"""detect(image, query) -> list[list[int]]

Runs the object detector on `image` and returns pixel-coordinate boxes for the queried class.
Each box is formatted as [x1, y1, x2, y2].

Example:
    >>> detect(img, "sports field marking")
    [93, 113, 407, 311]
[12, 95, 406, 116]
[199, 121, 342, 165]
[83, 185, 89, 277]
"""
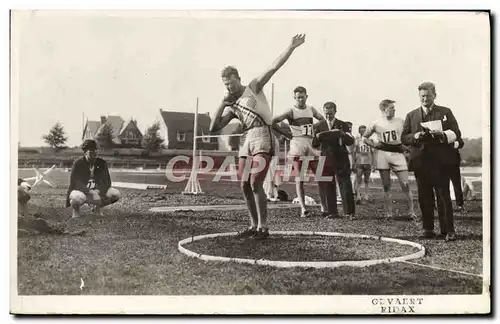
[178, 231, 425, 269]
[150, 203, 320, 213]
[401, 260, 483, 278]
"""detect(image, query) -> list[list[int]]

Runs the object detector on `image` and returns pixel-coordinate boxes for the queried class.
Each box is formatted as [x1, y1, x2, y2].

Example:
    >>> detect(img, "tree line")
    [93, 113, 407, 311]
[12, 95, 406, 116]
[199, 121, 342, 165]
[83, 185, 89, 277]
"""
[40, 122, 166, 153]
[39, 122, 483, 165]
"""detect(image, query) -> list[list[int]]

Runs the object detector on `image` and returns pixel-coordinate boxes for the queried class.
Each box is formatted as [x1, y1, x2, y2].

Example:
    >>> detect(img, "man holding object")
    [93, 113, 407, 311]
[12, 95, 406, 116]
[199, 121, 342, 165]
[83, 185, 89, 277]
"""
[402, 82, 462, 242]
[313, 102, 355, 219]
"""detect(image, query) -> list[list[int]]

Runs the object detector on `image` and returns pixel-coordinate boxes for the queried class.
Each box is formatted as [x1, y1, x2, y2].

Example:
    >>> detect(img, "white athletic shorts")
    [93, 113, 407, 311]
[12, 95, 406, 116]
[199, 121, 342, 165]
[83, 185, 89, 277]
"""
[376, 150, 408, 172]
[239, 126, 275, 157]
[287, 137, 319, 158]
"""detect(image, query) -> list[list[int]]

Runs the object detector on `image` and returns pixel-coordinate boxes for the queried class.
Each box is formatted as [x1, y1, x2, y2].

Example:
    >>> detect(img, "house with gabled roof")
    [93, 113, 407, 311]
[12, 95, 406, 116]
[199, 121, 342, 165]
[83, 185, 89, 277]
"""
[157, 109, 219, 150]
[82, 115, 143, 148]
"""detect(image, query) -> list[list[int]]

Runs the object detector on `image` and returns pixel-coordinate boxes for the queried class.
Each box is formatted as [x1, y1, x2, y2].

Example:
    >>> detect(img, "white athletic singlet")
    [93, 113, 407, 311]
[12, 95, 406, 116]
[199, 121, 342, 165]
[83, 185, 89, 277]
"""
[229, 84, 272, 130]
[365, 117, 404, 145]
[288, 105, 316, 138]
[354, 136, 373, 165]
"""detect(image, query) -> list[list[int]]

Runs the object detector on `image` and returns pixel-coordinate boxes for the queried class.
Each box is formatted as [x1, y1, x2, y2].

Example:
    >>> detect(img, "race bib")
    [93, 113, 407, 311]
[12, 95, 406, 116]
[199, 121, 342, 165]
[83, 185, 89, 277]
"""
[382, 129, 398, 143]
[87, 179, 96, 190]
[300, 124, 313, 136]
[359, 144, 370, 153]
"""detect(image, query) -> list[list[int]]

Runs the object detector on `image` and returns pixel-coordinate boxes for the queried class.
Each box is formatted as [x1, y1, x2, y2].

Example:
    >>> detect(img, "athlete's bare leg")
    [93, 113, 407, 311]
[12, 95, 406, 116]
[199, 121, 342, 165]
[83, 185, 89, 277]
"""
[292, 159, 308, 217]
[355, 167, 363, 201]
[238, 157, 258, 230]
[250, 153, 272, 230]
[363, 168, 371, 200]
[395, 170, 417, 221]
[379, 169, 393, 218]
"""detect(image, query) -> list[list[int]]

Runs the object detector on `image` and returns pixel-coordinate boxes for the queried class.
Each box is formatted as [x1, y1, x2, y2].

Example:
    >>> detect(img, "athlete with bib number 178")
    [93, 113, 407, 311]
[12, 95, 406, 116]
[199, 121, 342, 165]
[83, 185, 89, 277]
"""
[363, 99, 417, 221]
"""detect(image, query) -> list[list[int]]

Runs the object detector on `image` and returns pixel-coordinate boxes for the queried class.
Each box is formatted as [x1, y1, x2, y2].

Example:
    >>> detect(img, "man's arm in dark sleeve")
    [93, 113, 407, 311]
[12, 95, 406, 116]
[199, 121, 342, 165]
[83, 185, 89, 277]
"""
[402, 112, 417, 146]
[458, 137, 465, 149]
[312, 122, 322, 149]
[341, 122, 354, 146]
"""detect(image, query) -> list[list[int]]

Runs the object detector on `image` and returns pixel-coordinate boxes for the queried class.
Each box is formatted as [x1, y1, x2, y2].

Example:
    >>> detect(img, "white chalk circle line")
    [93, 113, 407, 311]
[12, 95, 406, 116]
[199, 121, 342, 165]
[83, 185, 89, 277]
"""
[150, 203, 319, 213]
[178, 231, 426, 269]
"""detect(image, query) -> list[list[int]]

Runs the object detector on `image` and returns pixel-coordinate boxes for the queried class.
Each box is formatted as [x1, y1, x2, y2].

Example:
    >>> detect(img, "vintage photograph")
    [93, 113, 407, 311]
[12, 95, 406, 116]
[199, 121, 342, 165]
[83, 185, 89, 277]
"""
[10, 10, 490, 314]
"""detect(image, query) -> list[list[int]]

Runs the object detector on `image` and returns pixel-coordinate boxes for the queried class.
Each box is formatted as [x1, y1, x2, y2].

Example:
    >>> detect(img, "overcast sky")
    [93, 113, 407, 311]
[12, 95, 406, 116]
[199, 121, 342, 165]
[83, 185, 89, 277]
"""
[13, 11, 489, 147]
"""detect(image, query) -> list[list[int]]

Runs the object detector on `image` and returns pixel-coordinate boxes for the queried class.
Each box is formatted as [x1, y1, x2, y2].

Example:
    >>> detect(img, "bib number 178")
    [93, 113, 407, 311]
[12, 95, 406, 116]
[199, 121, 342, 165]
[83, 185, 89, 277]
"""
[383, 130, 397, 142]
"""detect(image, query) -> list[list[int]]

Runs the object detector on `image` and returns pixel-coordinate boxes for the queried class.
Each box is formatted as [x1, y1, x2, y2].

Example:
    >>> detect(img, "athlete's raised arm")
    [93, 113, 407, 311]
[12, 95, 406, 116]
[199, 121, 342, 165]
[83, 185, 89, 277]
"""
[251, 34, 306, 94]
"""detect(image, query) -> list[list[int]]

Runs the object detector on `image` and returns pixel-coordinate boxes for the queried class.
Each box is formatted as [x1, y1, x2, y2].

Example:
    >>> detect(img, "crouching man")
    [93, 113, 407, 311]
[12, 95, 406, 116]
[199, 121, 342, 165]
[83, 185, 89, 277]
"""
[66, 139, 121, 218]
[18, 178, 32, 216]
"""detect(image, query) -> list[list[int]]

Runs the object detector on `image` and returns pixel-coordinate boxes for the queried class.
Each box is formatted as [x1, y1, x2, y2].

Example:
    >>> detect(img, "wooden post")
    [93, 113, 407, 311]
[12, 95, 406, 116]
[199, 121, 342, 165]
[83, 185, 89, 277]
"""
[182, 97, 204, 194]
[193, 97, 199, 169]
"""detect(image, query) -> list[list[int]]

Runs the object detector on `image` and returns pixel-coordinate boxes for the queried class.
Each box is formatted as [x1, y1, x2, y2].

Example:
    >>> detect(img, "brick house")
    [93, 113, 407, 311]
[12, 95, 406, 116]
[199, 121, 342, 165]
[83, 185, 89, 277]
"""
[82, 115, 143, 148]
[157, 109, 219, 150]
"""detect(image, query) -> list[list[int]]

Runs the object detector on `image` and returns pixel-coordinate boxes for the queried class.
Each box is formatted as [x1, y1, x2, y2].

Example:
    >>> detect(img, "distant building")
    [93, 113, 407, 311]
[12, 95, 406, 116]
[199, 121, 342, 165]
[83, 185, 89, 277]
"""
[82, 115, 143, 148]
[157, 109, 219, 150]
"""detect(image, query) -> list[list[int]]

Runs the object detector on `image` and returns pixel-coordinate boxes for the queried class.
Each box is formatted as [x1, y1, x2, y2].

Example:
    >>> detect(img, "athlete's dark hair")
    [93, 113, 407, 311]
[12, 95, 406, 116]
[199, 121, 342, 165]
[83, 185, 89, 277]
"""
[418, 82, 436, 95]
[81, 139, 98, 152]
[323, 101, 337, 110]
[293, 86, 307, 95]
[221, 66, 240, 80]
[379, 99, 395, 111]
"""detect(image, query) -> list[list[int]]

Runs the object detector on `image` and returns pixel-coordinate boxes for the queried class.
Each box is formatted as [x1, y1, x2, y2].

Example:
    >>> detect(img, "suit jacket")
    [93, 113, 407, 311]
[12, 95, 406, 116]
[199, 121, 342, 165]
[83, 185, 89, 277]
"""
[65, 157, 112, 207]
[402, 104, 462, 171]
[313, 119, 354, 170]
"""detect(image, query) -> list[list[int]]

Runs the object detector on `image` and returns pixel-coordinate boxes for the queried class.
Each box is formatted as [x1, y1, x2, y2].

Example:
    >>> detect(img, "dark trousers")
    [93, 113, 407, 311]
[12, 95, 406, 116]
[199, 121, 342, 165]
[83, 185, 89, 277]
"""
[449, 164, 464, 207]
[414, 154, 455, 234]
[336, 166, 355, 215]
[317, 159, 338, 215]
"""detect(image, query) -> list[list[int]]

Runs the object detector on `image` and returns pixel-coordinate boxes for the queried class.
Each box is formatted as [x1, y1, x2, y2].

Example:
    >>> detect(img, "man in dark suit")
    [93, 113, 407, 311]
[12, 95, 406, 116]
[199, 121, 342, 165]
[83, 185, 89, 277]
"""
[66, 139, 121, 219]
[313, 101, 355, 219]
[402, 82, 462, 242]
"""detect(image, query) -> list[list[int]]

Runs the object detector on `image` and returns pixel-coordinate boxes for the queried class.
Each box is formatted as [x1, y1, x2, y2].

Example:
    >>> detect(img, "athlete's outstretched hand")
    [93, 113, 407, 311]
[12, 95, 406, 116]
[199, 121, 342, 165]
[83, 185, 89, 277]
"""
[290, 34, 306, 49]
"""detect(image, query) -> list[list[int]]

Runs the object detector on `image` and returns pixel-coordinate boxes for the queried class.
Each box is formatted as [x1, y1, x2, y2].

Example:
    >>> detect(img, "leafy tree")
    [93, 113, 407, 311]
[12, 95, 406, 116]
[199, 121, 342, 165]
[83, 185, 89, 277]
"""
[460, 138, 482, 166]
[42, 122, 68, 150]
[141, 121, 165, 153]
[95, 123, 115, 149]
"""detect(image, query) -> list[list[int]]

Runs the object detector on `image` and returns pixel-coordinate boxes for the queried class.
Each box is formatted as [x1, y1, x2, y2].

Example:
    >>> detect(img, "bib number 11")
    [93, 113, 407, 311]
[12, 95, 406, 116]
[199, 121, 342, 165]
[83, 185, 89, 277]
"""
[301, 124, 313, 136]
[360, 144, 370, 153]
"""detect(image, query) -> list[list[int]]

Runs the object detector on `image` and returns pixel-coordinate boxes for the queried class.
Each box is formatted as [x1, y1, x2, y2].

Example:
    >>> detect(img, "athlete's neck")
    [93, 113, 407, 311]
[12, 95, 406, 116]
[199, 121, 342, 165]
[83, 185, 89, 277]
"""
[234, 85, 246, 97]
[295, 103, 307, 109]
[85, 155, 96, 165]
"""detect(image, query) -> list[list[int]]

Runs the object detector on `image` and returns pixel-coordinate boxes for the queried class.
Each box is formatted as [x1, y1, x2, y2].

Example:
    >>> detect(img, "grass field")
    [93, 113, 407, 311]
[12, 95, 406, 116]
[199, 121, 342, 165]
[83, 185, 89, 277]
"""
[16, 169, 486, 295]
